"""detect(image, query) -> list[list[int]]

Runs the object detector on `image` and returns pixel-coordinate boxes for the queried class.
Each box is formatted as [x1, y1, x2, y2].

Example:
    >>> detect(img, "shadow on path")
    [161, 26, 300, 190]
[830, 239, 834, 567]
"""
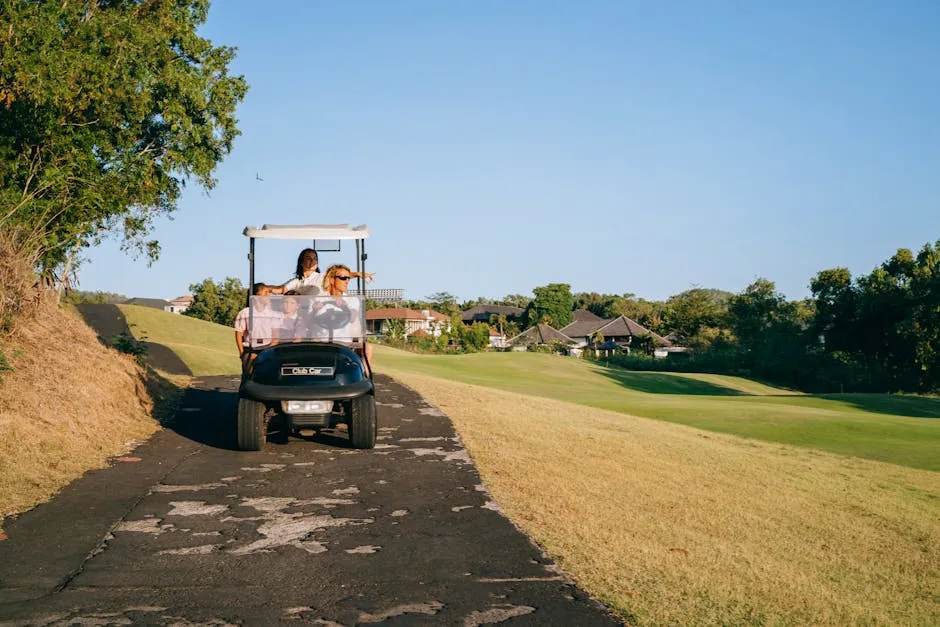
[163, 380, 240, 450]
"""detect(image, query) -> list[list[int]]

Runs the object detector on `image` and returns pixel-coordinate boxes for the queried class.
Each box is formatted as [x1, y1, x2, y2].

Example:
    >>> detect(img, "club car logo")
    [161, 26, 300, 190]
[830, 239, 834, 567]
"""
[281, 366, 335, 376]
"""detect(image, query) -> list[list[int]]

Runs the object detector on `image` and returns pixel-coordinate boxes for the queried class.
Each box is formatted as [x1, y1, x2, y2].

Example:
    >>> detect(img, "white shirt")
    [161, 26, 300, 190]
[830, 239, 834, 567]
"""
[283, 272, 323, 296]
[234, 306, 281, 347]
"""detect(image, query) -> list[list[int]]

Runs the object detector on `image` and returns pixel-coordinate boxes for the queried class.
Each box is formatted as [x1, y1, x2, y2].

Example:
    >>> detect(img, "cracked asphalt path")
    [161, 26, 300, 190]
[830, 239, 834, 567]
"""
[0, 375, 620, 626]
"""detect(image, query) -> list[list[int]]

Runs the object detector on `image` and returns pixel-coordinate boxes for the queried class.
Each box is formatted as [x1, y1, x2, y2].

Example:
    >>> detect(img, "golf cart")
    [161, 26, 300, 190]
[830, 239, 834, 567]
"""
[237, 224, 376, 451]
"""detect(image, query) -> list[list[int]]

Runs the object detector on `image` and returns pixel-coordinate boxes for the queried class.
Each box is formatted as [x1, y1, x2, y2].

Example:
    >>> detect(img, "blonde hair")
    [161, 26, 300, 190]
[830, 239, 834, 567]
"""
[322, 264, 353, 294]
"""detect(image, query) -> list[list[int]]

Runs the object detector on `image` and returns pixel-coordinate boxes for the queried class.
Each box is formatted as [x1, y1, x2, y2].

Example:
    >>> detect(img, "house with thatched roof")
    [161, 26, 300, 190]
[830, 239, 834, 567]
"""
[506, 324, 574, 352]
[560, 309, 673, 355]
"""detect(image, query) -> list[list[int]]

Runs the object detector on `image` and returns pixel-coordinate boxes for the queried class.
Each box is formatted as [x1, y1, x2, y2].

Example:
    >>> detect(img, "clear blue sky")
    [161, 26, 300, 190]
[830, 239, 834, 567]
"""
[79, 0, 940, 303]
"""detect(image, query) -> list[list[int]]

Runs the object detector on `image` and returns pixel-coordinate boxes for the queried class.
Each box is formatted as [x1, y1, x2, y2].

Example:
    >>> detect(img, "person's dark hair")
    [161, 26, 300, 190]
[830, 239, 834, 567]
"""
[294, 248, 319, 279]
[252, 282, 270, 295]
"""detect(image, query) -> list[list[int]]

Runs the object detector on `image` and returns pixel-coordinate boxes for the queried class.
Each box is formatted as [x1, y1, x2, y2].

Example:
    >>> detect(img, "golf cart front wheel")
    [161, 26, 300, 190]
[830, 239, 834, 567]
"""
[237, 398, 266, 451]
[346, 394, 377, 449]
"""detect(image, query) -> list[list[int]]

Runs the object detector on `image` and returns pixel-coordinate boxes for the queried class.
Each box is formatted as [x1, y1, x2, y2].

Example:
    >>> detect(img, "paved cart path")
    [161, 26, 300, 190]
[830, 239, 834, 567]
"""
[0, 375, 620, 626]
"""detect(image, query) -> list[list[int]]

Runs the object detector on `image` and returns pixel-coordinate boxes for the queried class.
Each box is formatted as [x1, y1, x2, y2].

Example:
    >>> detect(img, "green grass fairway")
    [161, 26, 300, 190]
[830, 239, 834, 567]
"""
[375, 346, 940, 471]
[120, 305, 240, 376]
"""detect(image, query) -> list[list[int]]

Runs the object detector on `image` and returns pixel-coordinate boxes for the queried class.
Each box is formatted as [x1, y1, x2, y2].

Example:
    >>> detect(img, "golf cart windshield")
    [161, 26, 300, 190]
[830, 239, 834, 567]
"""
[247, 294, 366, 346]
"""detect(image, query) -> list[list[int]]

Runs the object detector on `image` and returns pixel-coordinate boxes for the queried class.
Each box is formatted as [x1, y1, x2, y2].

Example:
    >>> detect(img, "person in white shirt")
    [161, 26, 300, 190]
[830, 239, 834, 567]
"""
[234, 283, 280, 368]
[270, 248, 374, 296]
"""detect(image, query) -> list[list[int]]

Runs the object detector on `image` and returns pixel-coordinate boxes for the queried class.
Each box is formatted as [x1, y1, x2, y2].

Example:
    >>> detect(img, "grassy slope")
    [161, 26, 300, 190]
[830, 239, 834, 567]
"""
[375, 346, 940, 471]
[1, 305, 161, 517]
[120, 305, 240, 376]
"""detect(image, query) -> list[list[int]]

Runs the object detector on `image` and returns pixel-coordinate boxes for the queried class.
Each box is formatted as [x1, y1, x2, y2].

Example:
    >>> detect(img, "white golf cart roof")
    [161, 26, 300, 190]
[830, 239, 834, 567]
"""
[243, 224, 370, 240]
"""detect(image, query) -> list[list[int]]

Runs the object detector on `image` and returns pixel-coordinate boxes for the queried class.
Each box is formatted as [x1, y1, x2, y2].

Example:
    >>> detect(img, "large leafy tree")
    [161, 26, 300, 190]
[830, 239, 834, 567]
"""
[662, 288, 732, 347]
[426, 291, 459, 316]
[0, 0, 247, 283]
[809, 267, 856, 353]
[728, 278, 810, 378]
[909, 241, 940, 390]
[527, 283, 574, 328]
[185, 276, 246, 326]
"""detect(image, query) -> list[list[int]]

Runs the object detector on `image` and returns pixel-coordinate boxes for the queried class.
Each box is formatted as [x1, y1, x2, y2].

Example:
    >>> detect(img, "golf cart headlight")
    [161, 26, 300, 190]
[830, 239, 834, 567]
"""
[282, 400, 333, 414]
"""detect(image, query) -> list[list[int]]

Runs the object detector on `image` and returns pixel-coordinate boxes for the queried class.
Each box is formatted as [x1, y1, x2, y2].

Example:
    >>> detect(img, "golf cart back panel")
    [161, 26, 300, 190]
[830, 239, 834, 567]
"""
[237, 224, 377, 451]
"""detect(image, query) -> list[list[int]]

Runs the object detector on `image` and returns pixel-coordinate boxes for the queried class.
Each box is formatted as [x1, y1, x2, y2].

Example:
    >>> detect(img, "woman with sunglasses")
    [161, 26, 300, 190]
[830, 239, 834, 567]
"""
[313, 263, 374, 375]
[272, 248, 373, 296]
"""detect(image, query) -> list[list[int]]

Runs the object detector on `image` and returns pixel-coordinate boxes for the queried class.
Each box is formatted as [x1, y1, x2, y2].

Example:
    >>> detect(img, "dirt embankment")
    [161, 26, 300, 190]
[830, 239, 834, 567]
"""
[0, 301, 163, 518]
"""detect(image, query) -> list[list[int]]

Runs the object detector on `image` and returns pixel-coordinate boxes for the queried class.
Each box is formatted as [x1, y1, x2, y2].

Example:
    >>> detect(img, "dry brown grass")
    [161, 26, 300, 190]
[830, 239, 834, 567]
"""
[0, 301, 164, 518]
[390, 371, 940, 626]
[0, 229, 42, 338]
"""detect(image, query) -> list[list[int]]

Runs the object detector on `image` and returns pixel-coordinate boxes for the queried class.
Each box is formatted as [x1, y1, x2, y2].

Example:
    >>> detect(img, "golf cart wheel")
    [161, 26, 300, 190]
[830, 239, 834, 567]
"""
[346, 394, 377, 450]
[237, 398, 266, 451]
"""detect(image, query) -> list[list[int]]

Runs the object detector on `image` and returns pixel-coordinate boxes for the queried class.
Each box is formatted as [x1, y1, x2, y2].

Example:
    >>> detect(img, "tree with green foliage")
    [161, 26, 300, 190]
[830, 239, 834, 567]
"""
[185, 277, 246, 326]
[908, 241, 940, 390]
[527, 283, 574, 328]
[0, 0, 247, 286]
[426, 292, 459, 316]
[662, 288, 732, 349]
[498, 293, 532, 309]
[728, 278, 810, 381]
[607, 296, 665, 331]
[464, 322, 492, 351]
[809, 267, 856, 353]
[383, 318, 406, 342]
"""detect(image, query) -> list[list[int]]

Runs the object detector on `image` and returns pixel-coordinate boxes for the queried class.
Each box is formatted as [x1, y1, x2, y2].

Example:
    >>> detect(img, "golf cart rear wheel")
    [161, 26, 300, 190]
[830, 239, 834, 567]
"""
[237, 398, 266, 451]
[346, 394, 377, 449]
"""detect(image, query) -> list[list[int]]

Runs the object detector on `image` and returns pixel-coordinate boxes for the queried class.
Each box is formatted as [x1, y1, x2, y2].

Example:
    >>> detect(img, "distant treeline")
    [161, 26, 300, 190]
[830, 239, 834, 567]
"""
[181, 241, 940, 394]
[571, 243, 940, 395]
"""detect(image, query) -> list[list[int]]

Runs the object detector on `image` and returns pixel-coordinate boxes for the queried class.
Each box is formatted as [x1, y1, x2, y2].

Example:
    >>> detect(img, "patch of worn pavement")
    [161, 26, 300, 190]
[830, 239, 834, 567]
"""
[0, 375, 621, 626]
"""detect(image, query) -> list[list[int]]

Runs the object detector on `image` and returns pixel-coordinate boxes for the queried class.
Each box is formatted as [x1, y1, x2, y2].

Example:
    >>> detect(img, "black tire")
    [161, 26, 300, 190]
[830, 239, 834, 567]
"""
[347, 394, 377, 449]
[237, 398, 266, 451]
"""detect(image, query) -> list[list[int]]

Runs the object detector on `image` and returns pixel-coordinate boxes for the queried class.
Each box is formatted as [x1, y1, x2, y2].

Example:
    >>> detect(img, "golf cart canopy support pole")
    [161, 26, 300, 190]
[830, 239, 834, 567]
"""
[248, 237, 255, 306]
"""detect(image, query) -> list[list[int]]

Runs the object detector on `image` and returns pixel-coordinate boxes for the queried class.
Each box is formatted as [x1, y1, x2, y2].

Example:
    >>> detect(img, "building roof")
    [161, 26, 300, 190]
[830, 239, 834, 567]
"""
[594, 316, 672, 346]
[366, 307, 447, 321]
[461, 305, 525, 323]
[126, 297, 170, 309]
[559, 309, 608, 338]
[168, 295, 194, 306]
[507, 324, 574, 346]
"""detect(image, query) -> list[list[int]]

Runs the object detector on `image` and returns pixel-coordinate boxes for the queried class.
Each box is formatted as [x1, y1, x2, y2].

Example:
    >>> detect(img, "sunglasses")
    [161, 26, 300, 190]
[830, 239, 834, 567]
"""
[334, 275, 351, 281]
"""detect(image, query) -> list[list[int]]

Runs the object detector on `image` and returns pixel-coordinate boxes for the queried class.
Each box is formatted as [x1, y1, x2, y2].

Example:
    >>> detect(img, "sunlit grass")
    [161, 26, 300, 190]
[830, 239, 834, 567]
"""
[391, 372, 940, 626]
[120, 305, 240, 376]
[374, 345, 940, 471]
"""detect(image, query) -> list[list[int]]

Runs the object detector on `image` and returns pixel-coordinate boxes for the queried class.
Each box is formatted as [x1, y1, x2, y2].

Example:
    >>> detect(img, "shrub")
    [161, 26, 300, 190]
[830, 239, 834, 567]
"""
[111, 332, 149, 363]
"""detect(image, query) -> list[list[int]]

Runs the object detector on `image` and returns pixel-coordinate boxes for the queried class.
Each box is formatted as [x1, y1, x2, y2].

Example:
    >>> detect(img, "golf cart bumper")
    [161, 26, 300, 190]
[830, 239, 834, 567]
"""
[240, 378, 373, 402]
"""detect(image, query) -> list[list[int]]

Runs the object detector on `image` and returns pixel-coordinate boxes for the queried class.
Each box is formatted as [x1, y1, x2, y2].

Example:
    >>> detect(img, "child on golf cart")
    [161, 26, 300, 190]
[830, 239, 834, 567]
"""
[234, 283, 279, 368]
